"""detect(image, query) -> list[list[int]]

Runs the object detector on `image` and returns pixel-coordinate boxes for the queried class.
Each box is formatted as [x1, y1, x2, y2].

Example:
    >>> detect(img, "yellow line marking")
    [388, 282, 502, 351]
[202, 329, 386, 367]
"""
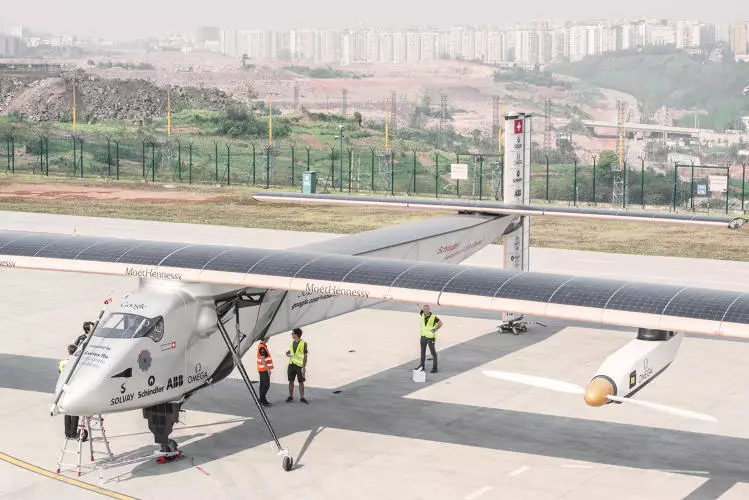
[0, 451, 137, 499]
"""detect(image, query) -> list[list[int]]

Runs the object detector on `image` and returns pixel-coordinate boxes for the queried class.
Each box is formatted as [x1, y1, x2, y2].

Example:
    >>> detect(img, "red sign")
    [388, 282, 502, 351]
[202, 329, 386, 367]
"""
[514, 119, 523, 134]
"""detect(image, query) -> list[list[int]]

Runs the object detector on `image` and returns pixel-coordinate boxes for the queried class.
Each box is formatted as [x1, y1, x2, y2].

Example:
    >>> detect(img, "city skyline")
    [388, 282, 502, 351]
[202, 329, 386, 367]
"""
[2, 1, 748, 40]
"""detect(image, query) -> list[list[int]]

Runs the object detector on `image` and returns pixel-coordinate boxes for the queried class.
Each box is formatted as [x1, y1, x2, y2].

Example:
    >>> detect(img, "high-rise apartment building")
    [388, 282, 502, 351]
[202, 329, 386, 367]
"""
[731, 23, 748, 55]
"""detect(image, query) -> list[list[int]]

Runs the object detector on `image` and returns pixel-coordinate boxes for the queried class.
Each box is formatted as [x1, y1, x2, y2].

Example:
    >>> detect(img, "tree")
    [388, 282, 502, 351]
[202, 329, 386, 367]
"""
[353, 111, 363, 127]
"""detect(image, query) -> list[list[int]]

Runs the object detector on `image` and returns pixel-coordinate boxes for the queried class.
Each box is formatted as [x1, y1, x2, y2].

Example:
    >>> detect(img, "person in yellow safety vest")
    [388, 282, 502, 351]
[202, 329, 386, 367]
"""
[415, 305, 443, 373]
[257, 339, 274, 407]
[285, 328, 309, 404]
[60, 344, 87, 441]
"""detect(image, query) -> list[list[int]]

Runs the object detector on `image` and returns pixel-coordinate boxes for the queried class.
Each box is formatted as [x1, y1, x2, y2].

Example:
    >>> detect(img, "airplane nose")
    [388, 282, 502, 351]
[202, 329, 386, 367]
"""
[58, 372, 106, 416]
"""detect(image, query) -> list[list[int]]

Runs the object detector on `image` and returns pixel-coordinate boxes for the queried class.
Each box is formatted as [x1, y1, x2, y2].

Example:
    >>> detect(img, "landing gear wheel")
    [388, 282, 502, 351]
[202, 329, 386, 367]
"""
[157, 439, 182, 464]
[283, 456, 293, 471]
[168, 439, 178, 452]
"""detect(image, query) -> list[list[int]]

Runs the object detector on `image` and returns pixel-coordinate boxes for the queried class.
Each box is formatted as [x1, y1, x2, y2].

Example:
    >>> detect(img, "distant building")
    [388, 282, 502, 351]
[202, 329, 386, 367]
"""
[731, 23, 748, 56]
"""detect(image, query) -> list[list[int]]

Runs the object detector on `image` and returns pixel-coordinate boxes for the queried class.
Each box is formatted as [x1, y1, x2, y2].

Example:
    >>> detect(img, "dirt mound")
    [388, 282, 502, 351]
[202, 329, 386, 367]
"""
[1, 71, 239, 122]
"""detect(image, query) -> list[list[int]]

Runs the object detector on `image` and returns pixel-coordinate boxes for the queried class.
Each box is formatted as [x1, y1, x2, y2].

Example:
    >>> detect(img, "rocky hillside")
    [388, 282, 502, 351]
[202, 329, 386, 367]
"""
[0, 71, 239, 122]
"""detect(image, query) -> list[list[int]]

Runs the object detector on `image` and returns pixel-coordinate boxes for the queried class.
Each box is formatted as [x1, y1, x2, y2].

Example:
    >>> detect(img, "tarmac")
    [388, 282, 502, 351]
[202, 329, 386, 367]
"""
[1, 211, 749, 500]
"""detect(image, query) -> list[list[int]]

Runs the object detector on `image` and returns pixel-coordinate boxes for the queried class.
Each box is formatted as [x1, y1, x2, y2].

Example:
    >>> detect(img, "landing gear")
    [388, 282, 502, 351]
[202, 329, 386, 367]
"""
[497, 316, 546, 335]
[215, 317, 295, 472]
[143, 403, 183, 463]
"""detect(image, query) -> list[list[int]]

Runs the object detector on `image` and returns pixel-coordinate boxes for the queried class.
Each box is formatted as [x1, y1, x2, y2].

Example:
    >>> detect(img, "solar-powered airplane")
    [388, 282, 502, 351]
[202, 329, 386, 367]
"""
[1, 114, 747, 472]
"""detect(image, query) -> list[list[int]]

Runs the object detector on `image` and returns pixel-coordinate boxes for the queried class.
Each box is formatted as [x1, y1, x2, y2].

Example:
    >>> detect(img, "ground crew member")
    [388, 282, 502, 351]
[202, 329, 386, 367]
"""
[416, 305, 443, 373]
[60, 344, 87, 441]
[286, 328, 309, 404]
[257, 338, 274, 406]
[74, 321, 94, 350]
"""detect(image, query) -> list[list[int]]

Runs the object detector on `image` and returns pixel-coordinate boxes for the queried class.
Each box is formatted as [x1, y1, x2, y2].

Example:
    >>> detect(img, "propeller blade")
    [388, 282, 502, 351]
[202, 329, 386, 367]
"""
[606, 395, 717, 423]
[482, 370, 585, 395]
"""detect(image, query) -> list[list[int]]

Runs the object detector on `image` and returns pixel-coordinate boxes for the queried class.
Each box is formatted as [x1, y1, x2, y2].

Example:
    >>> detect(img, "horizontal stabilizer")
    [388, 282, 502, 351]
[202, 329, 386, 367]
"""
[253, 193, 746, 229]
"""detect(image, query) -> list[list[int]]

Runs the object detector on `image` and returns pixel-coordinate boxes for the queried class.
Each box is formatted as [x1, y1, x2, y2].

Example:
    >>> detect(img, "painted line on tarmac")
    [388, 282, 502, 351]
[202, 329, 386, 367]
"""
[509, 465, 530, 476]
[0, 451, 136, 500]
[464, 486, 493, 499]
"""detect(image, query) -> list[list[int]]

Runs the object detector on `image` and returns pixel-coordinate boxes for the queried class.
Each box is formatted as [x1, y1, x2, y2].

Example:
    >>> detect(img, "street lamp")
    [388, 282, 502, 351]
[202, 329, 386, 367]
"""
[336, 125, 344, 192]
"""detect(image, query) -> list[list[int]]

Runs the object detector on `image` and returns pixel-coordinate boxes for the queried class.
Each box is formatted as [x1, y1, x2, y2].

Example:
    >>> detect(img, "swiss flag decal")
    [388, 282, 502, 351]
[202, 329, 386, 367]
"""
[514, 119, 523, 134]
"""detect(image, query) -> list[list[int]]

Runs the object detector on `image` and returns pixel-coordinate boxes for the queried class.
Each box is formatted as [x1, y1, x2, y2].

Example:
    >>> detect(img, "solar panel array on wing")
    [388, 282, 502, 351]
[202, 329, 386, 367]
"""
[495, 273, 571, 301]
[1, 234, 69, 256]
[662, 288, 742, 321]
[36, 236, 103, 259]
[342, 259, 414, 286]
[603, 283, 684, 314]
[160, 245, 229, 269]
[0, 231, 26, 250]
[249, 251, 321, 277]
[392, 263, 467, 291]
[550, 277, 629, 308]
[78, 239, 147, 262]
[440, 267, 517, 296]
[202, 248, 273, 273]
[115, 242, 189, 265]
[294, 254, 364, 282]
[722, 294, 749, 324]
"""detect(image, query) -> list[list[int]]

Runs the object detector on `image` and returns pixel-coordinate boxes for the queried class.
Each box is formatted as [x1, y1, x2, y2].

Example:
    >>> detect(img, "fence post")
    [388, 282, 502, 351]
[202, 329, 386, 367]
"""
[106, 138, 112, 177]
[150, 142, 155, 182]
[742, 162, 746, 214]
[290, 145, 295, 186]
[435, 153, 439, 198]
[214, 142, 219, 184]
[141, 141, 145, 179]
[45, 137, 49, 176]
[370, 148, 375, 192]
[412, 151, 417, 194]
[545, 155, 549, 202]
[690, 163, 695, 211]
[177, 140, 182, 182]
[573, 157, 577, 206]
[188, 143, 193, 185]
[226, 144, 231, 186]
[306, 147, 310, 171]
[592, 157, 596, 205]
[622, 161, 626, 209]
[79, 139, 84, 178]
[266, 145, 271, 189]
[348, 149, 352, 193]
[672, 164, 678, 211]
[641, 158, 645, 208]
[479, 155, 483, 201]
[115, 141, 120, 180]
[73, 137, 78, 176]
[726, 168, 730, 215]
[390, 150, 394, 196]
[252, 144, 256, 185]
[329, 147, 335, 190]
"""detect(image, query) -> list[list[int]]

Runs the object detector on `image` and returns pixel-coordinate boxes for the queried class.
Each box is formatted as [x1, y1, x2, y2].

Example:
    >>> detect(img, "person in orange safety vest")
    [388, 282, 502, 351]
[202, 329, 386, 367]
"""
[257, 339, 274, 406]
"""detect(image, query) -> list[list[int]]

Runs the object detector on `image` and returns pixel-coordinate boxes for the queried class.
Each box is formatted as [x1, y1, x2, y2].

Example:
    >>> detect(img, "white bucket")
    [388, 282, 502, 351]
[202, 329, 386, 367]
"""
[412, 369, 426, 383]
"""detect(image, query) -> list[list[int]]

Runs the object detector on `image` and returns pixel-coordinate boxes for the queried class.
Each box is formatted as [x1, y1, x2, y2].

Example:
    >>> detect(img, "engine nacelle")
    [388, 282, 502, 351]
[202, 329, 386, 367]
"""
[584, 329, 683, 406]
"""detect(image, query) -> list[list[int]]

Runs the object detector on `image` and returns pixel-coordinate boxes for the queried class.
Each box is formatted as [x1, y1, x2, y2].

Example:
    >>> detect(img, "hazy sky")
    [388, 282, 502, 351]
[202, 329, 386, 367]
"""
[3, 0, 748, 39]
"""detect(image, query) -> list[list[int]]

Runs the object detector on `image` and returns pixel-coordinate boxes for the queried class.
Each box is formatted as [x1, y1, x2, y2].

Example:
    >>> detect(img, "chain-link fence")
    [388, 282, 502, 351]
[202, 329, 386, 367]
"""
[1, 126, 746, 214]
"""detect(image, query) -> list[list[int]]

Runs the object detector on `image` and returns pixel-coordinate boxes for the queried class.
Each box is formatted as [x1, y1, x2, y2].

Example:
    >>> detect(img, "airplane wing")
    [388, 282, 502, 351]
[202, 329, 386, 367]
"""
[1, 229, 747, 339]
[253, 192, 748, 229]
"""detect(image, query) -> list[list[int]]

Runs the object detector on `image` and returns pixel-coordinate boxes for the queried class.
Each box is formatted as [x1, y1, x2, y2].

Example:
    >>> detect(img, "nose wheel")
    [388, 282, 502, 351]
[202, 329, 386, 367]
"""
[283, 455, 293, 471]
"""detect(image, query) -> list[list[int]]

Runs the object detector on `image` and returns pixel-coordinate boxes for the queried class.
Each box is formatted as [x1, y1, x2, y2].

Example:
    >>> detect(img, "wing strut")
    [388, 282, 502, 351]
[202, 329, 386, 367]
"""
[215, 316, 294, 472]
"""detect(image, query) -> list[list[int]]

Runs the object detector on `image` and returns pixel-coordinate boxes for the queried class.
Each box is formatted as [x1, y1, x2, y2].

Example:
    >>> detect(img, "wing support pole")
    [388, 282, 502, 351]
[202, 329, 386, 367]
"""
[215, 317, 294, 472]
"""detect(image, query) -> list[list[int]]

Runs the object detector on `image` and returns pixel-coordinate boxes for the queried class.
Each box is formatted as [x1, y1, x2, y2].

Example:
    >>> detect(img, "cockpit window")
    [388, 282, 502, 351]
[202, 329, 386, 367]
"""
[95, 313, 164, 342]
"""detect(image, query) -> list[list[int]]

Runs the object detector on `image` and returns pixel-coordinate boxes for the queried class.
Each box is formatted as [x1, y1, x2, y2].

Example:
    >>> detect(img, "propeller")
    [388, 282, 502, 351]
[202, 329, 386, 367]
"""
[482, 370, 717, 423]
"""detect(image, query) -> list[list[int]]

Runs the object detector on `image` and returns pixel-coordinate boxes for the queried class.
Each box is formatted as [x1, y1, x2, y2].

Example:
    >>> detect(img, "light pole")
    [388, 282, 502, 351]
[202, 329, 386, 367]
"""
[336, 125, 344, 192]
